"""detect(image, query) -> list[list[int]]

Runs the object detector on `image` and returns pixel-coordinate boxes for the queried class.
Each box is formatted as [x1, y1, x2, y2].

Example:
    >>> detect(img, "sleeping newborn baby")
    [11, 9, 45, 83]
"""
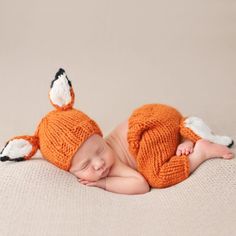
[1, 69, 234, 195]
[70, 114, 234, 194]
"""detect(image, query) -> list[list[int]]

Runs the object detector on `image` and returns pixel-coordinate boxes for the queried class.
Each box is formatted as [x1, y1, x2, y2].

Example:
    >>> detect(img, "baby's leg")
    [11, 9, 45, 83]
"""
[143, 140, 234, 188]
[188, 139, 234, 173]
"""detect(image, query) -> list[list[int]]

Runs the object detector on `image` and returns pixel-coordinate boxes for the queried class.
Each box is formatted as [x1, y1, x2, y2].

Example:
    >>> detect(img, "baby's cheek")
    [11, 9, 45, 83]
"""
[72, 170, 88, 179]
[73, 172, 82, 179]
[107, 151, 116, 164]
[78, 171, 89, 180]
[78, 170, 97, 181]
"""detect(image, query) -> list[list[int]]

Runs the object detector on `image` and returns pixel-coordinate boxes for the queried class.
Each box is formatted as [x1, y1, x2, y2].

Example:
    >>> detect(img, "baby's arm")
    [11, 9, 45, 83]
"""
[105, 175, 150, 195]
[80, 160, 150, 195]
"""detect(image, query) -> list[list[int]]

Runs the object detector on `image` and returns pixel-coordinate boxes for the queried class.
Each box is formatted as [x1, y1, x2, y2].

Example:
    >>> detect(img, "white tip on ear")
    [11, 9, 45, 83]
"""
[0, 139, 32, 159]
[49, 68, 73, 108]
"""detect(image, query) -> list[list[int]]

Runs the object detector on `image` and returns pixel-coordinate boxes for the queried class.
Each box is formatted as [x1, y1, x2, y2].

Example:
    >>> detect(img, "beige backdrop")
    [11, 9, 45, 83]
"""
[1, 1, 236, 236]
[0, 0, 235, 147]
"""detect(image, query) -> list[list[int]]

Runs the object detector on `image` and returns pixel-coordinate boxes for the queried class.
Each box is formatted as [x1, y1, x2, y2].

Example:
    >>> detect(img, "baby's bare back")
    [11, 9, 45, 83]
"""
[105, 119, 137, 170]
[103, 120, 151, 194]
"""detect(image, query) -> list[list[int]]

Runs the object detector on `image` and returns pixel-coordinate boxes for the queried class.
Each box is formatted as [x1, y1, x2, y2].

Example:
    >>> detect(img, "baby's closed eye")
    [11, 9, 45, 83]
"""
[80, 161, 90, 169]
[96, 146, 104, 154]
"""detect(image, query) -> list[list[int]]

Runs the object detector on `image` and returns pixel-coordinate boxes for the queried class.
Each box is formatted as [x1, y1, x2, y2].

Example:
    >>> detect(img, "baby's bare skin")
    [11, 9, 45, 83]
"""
[69, 120, 234, 195]
[69, 119, 150, 194]
[176, 139, 194, 156]
[104, 119, 137, 169]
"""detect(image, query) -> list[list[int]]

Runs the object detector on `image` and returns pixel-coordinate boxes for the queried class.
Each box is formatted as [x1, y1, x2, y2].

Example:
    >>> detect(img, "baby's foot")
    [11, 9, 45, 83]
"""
[193, 139, 234, 160]
[176, 140, 194, 156]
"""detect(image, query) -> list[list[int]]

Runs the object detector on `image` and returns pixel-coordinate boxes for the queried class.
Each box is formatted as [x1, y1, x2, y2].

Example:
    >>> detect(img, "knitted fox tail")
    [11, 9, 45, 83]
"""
[180, 116, 234, 148]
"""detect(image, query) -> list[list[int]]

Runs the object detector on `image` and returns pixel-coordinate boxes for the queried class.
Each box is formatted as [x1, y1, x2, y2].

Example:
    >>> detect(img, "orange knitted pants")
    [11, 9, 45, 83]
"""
[127, 104, 201, 188]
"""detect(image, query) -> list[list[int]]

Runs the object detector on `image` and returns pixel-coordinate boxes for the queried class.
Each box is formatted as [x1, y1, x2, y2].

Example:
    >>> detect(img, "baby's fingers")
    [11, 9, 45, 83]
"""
[185, 147, 193, 155]
[77, 179, 97, 187]
[86, 182, 97, 187]
[176, 148, 193, 156]
[176, 149, 182, 156]
[78, 179, 89, 185]
[183, 148, 189, 155]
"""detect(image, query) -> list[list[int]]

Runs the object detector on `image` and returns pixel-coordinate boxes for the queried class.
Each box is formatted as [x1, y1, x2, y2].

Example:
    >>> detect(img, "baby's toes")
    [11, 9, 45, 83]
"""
[222, 152, 234, 160]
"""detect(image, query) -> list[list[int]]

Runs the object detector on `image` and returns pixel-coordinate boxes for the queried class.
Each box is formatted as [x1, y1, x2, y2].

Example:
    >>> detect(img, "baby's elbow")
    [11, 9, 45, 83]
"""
[141, 179, 151, 193]
[135, 178, 150, 194]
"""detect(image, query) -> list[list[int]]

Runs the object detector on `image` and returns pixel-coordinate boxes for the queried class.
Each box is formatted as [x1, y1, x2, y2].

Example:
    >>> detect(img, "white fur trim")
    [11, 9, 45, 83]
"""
[49, 72, 71, 107]
[0, 139, 32, 158]
[184, 117, 233, 146]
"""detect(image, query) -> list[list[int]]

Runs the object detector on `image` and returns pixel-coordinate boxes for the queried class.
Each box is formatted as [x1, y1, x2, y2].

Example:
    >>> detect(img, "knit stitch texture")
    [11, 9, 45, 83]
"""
[127, 104, 201, 188]
[35, 109, 102, 171]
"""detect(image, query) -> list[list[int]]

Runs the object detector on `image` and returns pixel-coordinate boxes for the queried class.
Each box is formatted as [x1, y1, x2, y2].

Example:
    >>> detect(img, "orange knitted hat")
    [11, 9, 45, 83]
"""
[0, 68, 103, 171]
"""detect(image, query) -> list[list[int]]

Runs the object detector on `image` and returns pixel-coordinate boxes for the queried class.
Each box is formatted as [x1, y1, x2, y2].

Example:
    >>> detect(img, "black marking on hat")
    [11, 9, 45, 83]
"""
[0, 156, 25, 162]
[50, 68, 72, 88]
[55, 68, 65, 78]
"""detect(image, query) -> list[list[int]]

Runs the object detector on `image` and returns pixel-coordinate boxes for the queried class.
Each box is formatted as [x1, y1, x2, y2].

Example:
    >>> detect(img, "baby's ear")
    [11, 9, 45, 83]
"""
[0, 136, 39, 162]
[49, 68, 75, 111]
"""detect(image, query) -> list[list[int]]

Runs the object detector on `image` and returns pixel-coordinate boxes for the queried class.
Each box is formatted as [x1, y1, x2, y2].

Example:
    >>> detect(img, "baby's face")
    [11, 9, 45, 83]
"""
[69, 134, 116, 181]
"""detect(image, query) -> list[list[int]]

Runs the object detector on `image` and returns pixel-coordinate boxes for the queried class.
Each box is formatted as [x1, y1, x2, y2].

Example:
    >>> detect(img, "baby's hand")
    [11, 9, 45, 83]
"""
[176, 140, 194, 156]
[78, 178, 106, 189]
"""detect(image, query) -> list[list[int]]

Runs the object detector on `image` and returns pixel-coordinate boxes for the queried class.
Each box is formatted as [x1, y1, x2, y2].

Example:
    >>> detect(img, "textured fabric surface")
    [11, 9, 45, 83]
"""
[0, 145, 235, 236]
[0, 0, 235, 234]
[36, 109, 102, 171]
[127, 104, 189, 188]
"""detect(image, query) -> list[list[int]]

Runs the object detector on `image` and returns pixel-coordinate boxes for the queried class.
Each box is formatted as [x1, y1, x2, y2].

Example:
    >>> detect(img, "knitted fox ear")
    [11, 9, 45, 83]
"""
[49, 68, 75, 111]
[0, 136, 39, 162]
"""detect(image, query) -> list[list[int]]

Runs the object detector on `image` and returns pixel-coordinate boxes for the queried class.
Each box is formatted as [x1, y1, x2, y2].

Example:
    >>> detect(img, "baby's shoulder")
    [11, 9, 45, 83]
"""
[108, 157, 145, 180]
[112, 119, 129, 137]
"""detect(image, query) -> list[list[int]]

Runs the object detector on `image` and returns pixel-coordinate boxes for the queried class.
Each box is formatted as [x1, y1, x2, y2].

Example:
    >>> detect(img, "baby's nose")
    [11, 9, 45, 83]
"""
[93, 158, 105, 170]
